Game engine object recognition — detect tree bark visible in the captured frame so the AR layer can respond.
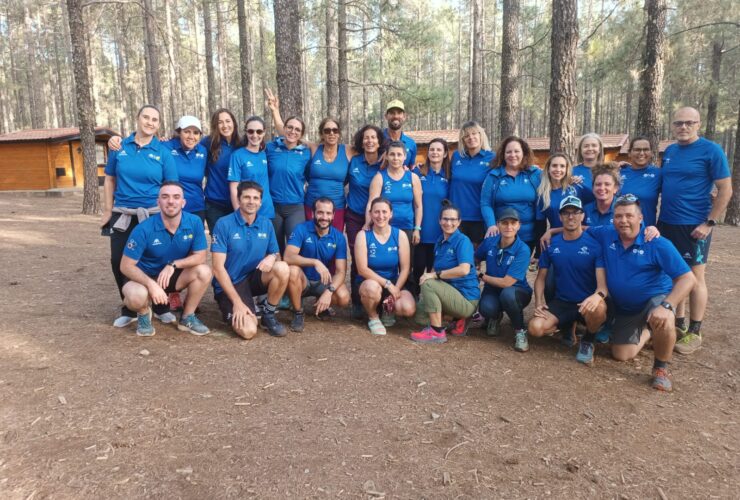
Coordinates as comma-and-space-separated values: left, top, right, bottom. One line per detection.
273, 0, 304, 117
66, 0, 99, 214
635, 0, 666, 153
499, 0, 520, 138
704, 40, 723, 142
725, 100, 740, 225
548, 0, 578, 156
202, 0, 217, 113
325, 0, 339, 118
469, 0, 484, 122
164, 0, 180, 125
143, 0, 163, 114
215, 0, 228, 108
337, 0, 349, 135
23, 5, 43, 128
237, 0, 253, 120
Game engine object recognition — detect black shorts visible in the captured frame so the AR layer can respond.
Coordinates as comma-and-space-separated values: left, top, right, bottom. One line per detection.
612, 294, 665, 345
459, 221, 486, 245
214, 270, 269, 322
658, 222, 712, 266
547, 298, 584, 328
303, 279, 329, 298
124, 268, 184, 293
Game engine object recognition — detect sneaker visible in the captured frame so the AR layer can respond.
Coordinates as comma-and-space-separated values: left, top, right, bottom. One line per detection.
594, 325, 611, 344
675, 324, 688, 338
351, 303, 365, 321
290, 311, 305, 332
651, 367, 673, 392
254, 298, 265, 319
113, 315, 136, 328
154, 311, 178, 324
486, 316, 502, 337
410, 327, 447, 344
514, 329, 529, 352
168, 292, 183, 312
367, 318, 386, 336
261, 311, 287, 337
278, 295, 291, 310
381, 310, 396, 327
178, 313, 210, 335
674, 332, 702, 355
576, 340, 594, 365
136, 309, 155, 337
448, 318, 469, 337
469, 312, 485, 329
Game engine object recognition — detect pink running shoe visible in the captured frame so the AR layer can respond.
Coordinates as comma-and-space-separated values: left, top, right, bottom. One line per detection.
410, 327, 447, 344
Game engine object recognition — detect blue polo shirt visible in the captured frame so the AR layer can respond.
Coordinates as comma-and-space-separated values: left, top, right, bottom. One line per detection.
619, 165, 662, 226
162, 138, 207, 213
588, 225, 690, 314
210, 211, 280, 295
383, 129, 417, 167
287, 221, 348, 282
379, 169, 415, 230
584, 199, 616, 228
475, 235, 531, 292
537, 183, 592, 229
265, 137, 310, 205
104, 134, 178, 208
361, 227, 401, 283
449, 149, 495, 221
414, 166, 449, 243
347, 154, 382, 215
480, 166, 542, 242
539, 232, 604, 303
573, 164, 594, 190
433, 230, 480, 300
227, 147, 274, 219
305, 144, 349, 209
123, 211, 207, 276
200, 137, 235, 207
659, 137, 730, 225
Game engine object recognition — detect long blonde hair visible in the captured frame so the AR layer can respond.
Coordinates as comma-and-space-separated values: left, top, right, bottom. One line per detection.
457, 121, 491, 158
538, 153, 574, 211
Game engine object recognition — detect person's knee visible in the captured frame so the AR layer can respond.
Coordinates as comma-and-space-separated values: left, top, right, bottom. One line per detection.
528, 318, 546, 337
195, 264, 212, 282
334, 287, 350, 306
360, 280, 381, 298
235, 322, 258, 340
395, 295, 416, 317
123, 282, 149, 309
499, 287, 518, 306
287, 265, 303, 287
272, 261, 289, 280
611, 346, 636, 362
479, 297, 498, 318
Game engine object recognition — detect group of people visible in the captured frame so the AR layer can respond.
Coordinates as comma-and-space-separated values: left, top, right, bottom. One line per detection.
101, 98, 731, 392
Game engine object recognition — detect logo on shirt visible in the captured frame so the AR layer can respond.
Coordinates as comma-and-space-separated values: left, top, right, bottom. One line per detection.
257, 232, 268, 239
643, 173, 655, 178
578, 246, 590, 255
447, 248, 455, 255
352, 167, 360, 173
683, 252, 691, 259
196, 152, 205, 159
552, 247, 561, 254
455, 160, 462, 166
609, 243, 617, 250
126, 239, 136, 250
524, 178, 529, 183
306, 236, 313, 243
505, 256, 515, 266
402, 183, 412, 189
479, 161, 487, 166
500, 179, 508, 186
314, 159, 322, 165
663, 158, 671, 165
183, 234, 193, 240
383, 181, 393, 193
246, 161, 253, 167
152, 238, 162, 246
119, 150, 128, 157
232, 233, 241, 240
327, 242, 337, 249
387, 246, 398, 252
171, 149, 180, 156
148, 154, 161, 161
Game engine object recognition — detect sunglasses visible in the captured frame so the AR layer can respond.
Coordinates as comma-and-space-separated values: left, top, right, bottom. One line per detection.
246, 129, 265, 135
615, 193, 639, 204
560, 210, 583, 217
672, 120, 698, 128
323, 127, 340, 135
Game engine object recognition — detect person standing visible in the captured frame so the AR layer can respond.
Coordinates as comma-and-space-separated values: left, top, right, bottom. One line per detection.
619, 137, 662, 226
202, 109, 242, 232
383, 99, 417, 167
162, 116, 208, 221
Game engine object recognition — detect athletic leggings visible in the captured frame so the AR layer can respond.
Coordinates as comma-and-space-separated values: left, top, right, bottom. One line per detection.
272, 203, 305, 254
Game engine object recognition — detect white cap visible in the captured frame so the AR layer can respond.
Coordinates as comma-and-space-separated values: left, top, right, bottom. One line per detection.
176, 115, 202, 132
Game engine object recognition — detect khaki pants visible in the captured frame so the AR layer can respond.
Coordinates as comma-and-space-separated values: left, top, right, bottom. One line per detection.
415, 279, 479, 325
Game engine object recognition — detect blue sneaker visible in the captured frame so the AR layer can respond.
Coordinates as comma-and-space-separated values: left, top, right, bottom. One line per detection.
261, 311, 287, 337
514, 329, 529, 352
136, 309, 155, 337
576, 341, 594, 365
178, 313, 210, 336
290, 311, 305, 332
594, 325, 611, 344
278, 295, 291, 310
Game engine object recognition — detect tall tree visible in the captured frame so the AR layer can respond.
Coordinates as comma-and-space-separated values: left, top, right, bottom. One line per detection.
215, 0, 228, 108
202, 0, 217, 113
499, 0, 520, 139
143, 0, 163, 114
23, 5, 43, 128
66, 0, 99, 214
273, 0, 304, 117
164, 0, 180, 125
237, 0, 253, 119
704, 40, 723, 141
469, 0, 484, 122
724, 99, 740, 225
635, 0, 666, 153
548, 0, 578, 156
337, 0, 349, 135
325, 0, 339, 118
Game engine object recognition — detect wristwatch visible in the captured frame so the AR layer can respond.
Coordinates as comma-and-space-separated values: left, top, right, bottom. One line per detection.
384, 280, 392, 289
413, 225, 422, 231
706, 219, 717, 227
659, 301, 674, 313
328, 284, 336, 293
168, 261, 177, 269
596, 291, 606, 299
435, 271, 442, 280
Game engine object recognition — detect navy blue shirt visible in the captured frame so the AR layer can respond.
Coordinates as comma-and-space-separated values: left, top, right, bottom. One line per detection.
414, 166, 449, 243
305, 144, 349, 209
123, 212, 207, 275
583, 199, 616, 228
539, 232, 604, 303
210, 211, 280, 295
379, 169, 416, 230
480, 166, 542, 242
163, 138, 207, 213
383, 129, 417, 167
433, 230, 480, 300
287, 221, 348, 282
227, 147, 274, 219
449, 149, 495, 222
588, 226, 690, 314
347, 154, 382, 215
265, 137, 311, 205
573, 164, 594, 190
201, 137, 235, 207
104, 134, 178, 208
361, 227, 401, 283
475, 235, 532, 293
619, 165, 662, 226
659, 137, 730, 225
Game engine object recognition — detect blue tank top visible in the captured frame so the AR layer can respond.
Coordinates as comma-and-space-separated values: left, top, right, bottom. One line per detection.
415, 166, 449, 244
364, 226, 400, 282
305, 144, 349, 209
380, 169, 414, 230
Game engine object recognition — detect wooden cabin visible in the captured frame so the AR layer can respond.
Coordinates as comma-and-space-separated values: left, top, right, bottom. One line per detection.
0, 127, 117, 191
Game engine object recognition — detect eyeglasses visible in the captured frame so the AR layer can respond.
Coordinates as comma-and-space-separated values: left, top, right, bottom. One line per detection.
615, 193, 639, 204
560, 210, 583, 217
323, 127, 340, 135
440, 217, 459, 223
285, 125, 303, 133
672, 120, 698, 128
246, 129, 265, 135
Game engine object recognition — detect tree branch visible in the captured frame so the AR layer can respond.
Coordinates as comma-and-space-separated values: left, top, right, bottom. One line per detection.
669, 21, 740, 37
580, 3, 620, 48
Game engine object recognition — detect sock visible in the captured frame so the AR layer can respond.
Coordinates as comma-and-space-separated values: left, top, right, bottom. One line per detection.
688, 320, 702, 334
653, 359, 667, 370
675, 317, 686, 330
431, 325, 445, 333
295, 309, 304, 316
582, 333, 595, 343
264, 302, 277, 314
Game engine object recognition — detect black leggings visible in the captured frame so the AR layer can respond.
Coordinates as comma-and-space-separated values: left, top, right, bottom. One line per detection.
413, 242, 435, 289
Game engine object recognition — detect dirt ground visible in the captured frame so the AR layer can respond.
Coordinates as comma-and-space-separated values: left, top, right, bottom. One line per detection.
0, 192, 738, 499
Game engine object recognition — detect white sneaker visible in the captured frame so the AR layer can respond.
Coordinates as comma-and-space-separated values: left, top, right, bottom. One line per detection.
154, 311, 177, 324
113, 315, 136, 328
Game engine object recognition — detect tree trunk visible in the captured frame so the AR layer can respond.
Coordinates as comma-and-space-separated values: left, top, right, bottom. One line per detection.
361, 10, 368, 123
635, 0, 666, 153
499, 0, 520, 139
202, 0, 217, 113
237, 0, 253, 120
725, 100, 740, 225
164, 0, 180, 125
704, 40, 723, 142
548, 0, 578, 156
215, 0, 228, 108
66, 0, 99, 214
53, 3, 69, 127
273, 0, 304, 117
325, 0, 339, 118
258, 0, 271, 132
143, 0, 163, 114
456, 5, 462, 126
23, 5, 43, 128
469, 0, 484, 122
337, 0, 349, 135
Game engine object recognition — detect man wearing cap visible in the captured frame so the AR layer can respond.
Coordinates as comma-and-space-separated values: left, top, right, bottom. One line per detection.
163, 116, 208, 222
120, 181, 212, 337
383, 99, 417, 168
528, 196, 608, 355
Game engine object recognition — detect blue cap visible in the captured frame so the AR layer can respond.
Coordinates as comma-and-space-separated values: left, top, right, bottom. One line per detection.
496, 207, 520, 222
559, 195, 583, 212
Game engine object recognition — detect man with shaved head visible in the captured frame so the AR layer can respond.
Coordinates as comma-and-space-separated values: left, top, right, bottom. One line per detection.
658, 106, 732, 355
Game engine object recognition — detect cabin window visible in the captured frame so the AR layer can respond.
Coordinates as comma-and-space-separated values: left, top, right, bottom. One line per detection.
55, 167, 67, 177
95, 143, 106, 164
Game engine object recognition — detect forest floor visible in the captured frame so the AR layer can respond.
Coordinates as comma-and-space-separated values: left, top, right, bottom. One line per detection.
0, 192, 738, 499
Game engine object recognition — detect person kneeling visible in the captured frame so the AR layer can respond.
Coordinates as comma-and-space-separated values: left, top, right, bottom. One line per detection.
120, 182, 211, 337
285, 197, 351, 332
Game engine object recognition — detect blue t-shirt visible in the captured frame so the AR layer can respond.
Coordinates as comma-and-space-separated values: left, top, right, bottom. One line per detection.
619, 165, 662, 226
210, 211, 280, 295
539, 232, 604, 303
583, 199, 615, 228
347, 154, 383, 215
659, 137, 731, 225
162, 138, 207, 213
123, 212, 207, 276
480, 166, 542, 242
104, 134, 178, 208
433, 230, 480, 300
286, 221, 348, 282
414, 166, 449, 244
305, 144, 349, 209
573, 164, 594, 190
379, 169, 415, 230
537, 183, 592, 229
475, 235, 532, 292
588, 226, 690, 314
200, 137, 235, 207
383, 129, 417, 167
449, 149, 495, 222
265, 137, 311, 205
227, 147, 274, 219
361, 227, 401, 283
